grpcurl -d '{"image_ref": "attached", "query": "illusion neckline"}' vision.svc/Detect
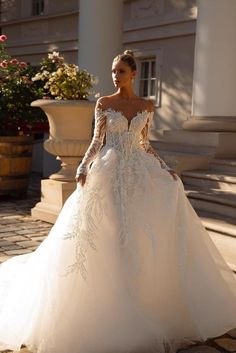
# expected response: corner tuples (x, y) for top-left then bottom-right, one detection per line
(97, 107), (154, 131)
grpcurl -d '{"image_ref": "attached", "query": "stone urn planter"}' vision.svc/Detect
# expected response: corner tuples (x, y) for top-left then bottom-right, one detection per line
(0, 135), (33, 197)
(30, 99), (96, 223)
(31, 99), (96, 181)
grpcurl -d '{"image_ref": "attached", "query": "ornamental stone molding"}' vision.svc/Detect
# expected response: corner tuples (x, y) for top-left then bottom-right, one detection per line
(131, 0), (164, 19)
(43, 139), (90, 157)
(21, 21), (49, 38)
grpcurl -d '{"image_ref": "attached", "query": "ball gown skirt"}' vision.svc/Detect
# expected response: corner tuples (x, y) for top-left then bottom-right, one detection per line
(0, 108), (235, 353)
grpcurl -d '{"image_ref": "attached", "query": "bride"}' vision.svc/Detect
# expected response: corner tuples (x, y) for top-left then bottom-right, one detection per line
(0, 49), (236, 353)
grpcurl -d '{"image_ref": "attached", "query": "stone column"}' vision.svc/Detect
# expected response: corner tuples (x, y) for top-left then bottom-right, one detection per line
(183, 0), (236, 131)
(78, 0), (123, 96)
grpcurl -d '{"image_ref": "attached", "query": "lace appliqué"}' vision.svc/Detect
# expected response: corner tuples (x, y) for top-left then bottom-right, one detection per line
(63, 107), (172, 280)
(61, 184), (105, 280)
(76, 107), (106, 176)
(140, 113), (171, 171)
(62, 106), (107, 280)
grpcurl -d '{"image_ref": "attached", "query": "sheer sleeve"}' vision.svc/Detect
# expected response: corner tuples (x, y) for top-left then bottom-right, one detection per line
(140, 112), (172, 171)
(75, 107), (106, 176)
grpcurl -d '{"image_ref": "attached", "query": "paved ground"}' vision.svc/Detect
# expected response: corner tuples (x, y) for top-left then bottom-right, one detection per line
(0, 173), (236, 353)
(0, 173), (52, 265)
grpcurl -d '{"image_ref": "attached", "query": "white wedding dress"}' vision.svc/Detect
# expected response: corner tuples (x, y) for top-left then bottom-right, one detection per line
(0, 106), (236, 353)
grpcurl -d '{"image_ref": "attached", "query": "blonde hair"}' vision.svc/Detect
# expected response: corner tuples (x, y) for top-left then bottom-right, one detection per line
(113, 49), (136, 71)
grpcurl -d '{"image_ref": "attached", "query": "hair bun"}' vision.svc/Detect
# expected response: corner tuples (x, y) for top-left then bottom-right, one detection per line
(123, 49), (134, 57)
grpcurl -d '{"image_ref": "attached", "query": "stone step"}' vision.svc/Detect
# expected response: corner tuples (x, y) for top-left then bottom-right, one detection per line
(185, 186), (236, 207)
(189, 197), (236, 219)
(162, 130), (236, 158)
(184, 186), (236, 218)
(182, 170), (236, 192)
(210, 158), (236, 173)
(208, 230), (236, 272)
(197, 210), (236, 272)
(197, 210), (236, 238)
(153, 140), (215, 155)
(151, 146), (211, 174)
(163, 130), (235, 146)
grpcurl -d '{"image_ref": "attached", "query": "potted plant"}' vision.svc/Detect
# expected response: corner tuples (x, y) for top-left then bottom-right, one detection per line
(31, 51), (99, 181)
(30, 52), (99, 223)
(0, 34), (48, 197)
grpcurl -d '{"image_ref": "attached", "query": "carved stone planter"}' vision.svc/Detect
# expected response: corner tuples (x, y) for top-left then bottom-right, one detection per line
(30, 99), (96, 223)
(31, 99), (95, 181)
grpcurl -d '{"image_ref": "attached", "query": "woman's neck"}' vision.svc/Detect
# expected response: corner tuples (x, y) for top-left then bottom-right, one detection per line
(117, 88), (137, 100)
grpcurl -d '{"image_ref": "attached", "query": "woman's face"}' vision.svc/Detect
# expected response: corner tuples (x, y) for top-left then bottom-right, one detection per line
(111, 60), (136, 88)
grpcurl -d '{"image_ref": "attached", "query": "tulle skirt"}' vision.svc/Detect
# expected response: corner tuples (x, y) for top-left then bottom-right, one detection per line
(0, 145), (236, 353)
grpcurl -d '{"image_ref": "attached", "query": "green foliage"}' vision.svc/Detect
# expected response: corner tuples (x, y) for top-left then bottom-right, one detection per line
(0, 35), (47, 136)
(32, 51), (99, 100)
(0, 37), (99, 136)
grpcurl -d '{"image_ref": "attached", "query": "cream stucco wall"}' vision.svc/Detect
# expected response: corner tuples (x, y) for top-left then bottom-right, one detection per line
(0, 0), (78, 65)
(192, 0), (236, 117)
(155, 36), (195, 133)
(123, 0), (197, 135)
(0, 0), (197, 132)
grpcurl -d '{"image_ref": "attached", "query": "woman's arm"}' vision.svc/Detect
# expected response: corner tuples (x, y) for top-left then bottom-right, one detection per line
(140, 101), (176, 175)
(75, 99), (106, 178)
(140, 113), (172, 171)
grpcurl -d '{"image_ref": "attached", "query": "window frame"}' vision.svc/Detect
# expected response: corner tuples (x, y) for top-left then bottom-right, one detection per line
(134, 48), (163, 108)
(32, 0), (45, 16)
(139, 58), (157, 100)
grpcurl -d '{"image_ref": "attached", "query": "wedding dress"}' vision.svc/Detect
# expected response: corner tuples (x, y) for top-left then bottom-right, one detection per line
(0, 106), (236, 353)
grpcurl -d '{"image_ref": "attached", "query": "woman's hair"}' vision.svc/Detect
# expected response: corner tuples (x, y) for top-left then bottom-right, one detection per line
(113, 49), (137, 71)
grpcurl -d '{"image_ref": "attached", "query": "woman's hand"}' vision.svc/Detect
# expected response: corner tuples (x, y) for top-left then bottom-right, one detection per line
(168, 169), (178, 180)
(75, 173), (87, 186)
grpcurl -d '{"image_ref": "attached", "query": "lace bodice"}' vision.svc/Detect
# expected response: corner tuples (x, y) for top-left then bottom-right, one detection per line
(76, 106), (171, 176)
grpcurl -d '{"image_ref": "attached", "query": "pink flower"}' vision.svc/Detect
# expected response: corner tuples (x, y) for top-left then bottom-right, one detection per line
(10, 58), (19, 65)
(19, 62), (27, 68)
(0, 34), (7, 42)
(0, 61), (8, 68)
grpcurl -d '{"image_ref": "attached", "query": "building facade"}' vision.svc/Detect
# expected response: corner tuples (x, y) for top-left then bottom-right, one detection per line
(0, 0), (197, 136)
(0, 0), (78, 64)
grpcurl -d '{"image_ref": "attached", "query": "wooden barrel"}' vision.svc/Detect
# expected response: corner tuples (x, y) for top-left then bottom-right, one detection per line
(0, 135), (33, 197)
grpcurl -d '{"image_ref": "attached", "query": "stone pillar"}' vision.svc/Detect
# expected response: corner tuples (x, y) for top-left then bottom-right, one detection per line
(183, 0), (236, 131)
(78, 0), (123, 96)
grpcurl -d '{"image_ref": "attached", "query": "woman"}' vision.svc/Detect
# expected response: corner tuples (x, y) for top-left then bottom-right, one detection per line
(0, 50), (235, 353)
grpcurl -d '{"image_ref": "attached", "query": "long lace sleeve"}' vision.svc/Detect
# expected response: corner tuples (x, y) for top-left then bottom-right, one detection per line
(140, 112), (172, 171)
(76, 107), (106, 176)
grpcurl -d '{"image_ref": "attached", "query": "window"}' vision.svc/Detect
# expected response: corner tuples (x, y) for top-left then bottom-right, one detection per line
(139, 59), (157, 99)
(32, 0), (44, 16)
(137, 56), (162, 107)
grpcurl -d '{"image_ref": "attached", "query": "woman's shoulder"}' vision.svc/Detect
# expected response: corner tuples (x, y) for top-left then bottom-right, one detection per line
(95, 95), (116, 110)
(96, 96), (154, 112)
(140, 98), (154, 113)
